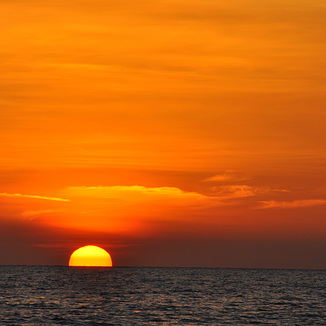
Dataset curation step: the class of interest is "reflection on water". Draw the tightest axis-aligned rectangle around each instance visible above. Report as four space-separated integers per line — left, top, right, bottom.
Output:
0 266 325 325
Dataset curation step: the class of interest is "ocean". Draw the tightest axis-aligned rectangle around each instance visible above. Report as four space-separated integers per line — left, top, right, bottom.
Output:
0 266 325 325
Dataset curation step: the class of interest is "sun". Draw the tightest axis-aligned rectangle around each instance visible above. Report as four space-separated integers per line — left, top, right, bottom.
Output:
69 245 113 267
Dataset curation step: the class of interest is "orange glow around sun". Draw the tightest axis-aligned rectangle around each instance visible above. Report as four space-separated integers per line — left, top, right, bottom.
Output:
69 245 113 267
1 0 326 270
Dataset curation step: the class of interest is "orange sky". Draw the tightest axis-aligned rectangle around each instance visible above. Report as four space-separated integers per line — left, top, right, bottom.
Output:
1 0 326 268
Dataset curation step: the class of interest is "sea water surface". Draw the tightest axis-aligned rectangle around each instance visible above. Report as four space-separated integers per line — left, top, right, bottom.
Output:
1 266 325 325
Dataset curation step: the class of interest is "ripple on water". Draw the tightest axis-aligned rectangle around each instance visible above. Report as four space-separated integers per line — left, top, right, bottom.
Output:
1 266 326 325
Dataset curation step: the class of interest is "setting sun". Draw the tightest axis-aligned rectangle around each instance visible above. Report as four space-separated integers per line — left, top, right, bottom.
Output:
69 245 113 267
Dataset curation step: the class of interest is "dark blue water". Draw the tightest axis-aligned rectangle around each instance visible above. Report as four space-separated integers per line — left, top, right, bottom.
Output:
0 266 325 325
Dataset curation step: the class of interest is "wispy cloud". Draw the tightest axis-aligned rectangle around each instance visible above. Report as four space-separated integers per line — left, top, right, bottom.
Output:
210 185 287 199
203 171 249 182
65 185 206 203
65 184 289 206
0 193 70 202
211 185 256 198
258 199 326 209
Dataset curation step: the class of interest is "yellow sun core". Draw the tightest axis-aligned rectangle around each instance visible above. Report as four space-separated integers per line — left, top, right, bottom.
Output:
69 245 113 267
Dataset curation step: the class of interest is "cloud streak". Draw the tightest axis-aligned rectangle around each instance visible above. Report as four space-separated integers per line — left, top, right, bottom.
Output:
258 199 326 209
203 171 249 182
210 185 288 199
0 193 70 202
65 185 207 203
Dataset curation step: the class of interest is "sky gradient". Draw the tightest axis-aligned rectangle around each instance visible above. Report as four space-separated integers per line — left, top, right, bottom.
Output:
1 0 326 268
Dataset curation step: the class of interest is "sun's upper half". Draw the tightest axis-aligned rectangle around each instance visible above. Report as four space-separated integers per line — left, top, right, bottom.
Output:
69 245 112 267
